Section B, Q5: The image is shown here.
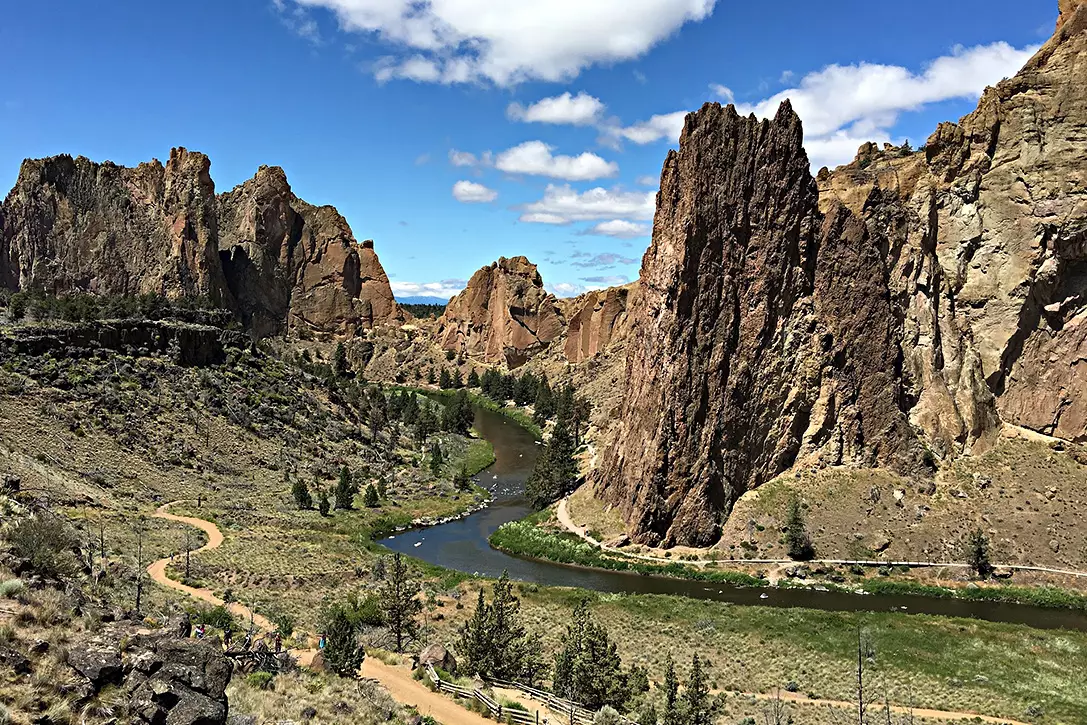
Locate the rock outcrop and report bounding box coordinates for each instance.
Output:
[0,150,402,338]
[0,149,231,304]
[598,1,1087,546]
[218,165,402,337]
[558,284,633,363]
[596,102,928,547]
[437,256,564,367]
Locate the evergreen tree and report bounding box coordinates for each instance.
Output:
[333,342,350,378]
[415,405,439,445]
[320,602,365,677]
[426,367,436,385]
[335,466,355,510]
[430,440,444,477]
[317,489,330,517]
[458,588,492,675]
[401,393,420,425]
[459,573,547,683]
[452,368,464,389]
[364,483,380,508]
[967,527,993,578]
[291,476,313,510]
[376,478,388,500]
[533,375,555,423]
[467,369,481,388]
[380,552,422,652]
[441,390,475,434]
[661,656,681,725]
[784,494,814,561]
[453,466,471,491]
[439,368,453,389]
[525,449,556,511]
[554,600,626,710]
[683,655,711,725]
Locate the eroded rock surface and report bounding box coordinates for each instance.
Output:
[1,150,402,338]
[559,285,633,363]
[437,256,564,367]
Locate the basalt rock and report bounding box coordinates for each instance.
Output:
[437,256,564,367]
[596,102,927,547]
[558,284,633,363]
[0,149,403,339]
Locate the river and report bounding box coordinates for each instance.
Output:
[383,404,1087,632]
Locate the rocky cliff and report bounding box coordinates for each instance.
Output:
[0,149,402,337]
[437,256,564,367]
[597,1,1087,546]
[558,284,633,364]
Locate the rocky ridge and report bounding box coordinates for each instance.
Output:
[596,1,1087,546]
[0,149,403,337]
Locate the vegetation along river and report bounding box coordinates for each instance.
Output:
[383,404,1087,632]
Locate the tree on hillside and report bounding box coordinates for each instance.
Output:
[335,466,356,511]
[553,600,627,710]
[429,440,444,477]
[452,368,464,389]
[415,405,440,445]
[453,466,471,491]
[291,475,313,510]
[426,367,436,385]
[533,375,555,424]
[439,368,453,389]
[784,494,814,561]
[467,369,481,388]
[526,418,580,510]
[380,551,422,652]
[966,527,993,578]
[333,342,351,378]
[684,655,711,725]
[320,601,365,677]
[661,655,680,725]
[317,489,330,517]
[364,483,380,508]
[458,572,547,683]
[442,389,474,434]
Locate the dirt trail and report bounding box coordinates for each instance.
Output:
[147,501,274,632]
[362,658,496,725]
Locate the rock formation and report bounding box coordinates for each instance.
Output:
[437,256,564,367]
[598,1,1087,546]
[558,284,633,363]
[218,164,402,337]
[596,103,927,547]
[0,149,231,304]
[0,149,403,337]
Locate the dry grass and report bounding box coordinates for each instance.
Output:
[228,669,404,725]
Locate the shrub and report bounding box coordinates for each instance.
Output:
[0,579,25,598]
[245,671,275,690]
[5,515,79,578]
[190,605,237,630]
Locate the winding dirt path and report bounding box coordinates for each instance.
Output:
[148,501,274,632]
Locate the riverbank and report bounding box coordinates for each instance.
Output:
[419,386,543,438]
[490,506,1087,613]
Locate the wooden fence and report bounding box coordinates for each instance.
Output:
[425,666,638,725]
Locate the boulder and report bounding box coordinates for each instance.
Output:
[66,635,123,687]
[418,644,457,675]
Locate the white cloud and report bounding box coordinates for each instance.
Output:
[548,281,588,298]
[495,141,618,181]
[288,0,717,85]
[452,180,498,203]
[519,185,655,224]
[585,220,651,239]
[635,175,658,187]
[709,83,734,103]
[392,280,465,299]
[507,92,605,126]
[609,41,1038,168]
[449,149,486,167]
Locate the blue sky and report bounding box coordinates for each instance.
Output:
[0,1,1056,299]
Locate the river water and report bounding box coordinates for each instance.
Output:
[383,405,1087,632]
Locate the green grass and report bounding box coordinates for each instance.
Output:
[860,578,1087,611]
[459,438,496,477]
[490,512,763,588]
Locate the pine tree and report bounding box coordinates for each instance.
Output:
[380,552,422,652]
[335,466,355,511]
[533,375,555,423]
[377,478,388,499]
[426,367,436,385]
[321,602,365,677]
[415,406,439,445]
[684,655,711,725]
[554,600,626,710]
[333,342,350,378]
[441,389,475,434]
[661,655,681,725]
[453,466,471,491]
[439,368,453,389]
[784,494,815,560]
[291,476,313,510]
[364,483,380,508]
[317,490,330,517]
[967,527,993,578]
[429,440,444,477]
[458,588,492,675]
[458,573,546,683]
[452,368,464,389]
[467,369,481,388]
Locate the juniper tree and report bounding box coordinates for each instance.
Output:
[967,527,993,578]
[467,369,480,388]
[364,483,380,508]
[321,602,365,677]
[784,494,815,561]
[661,655,680,725]
[291,476,313,510]
[684,655,712,725]
[333,342,350,378]
[452,368,464,389]
[317,490,330,517]
[439,368,453,389]
[334,466,355,510]
[429,440,444,477]
[380,551,422,652]
[458,573,547,683]
[554,600,626,710]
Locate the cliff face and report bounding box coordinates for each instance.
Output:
[218,165,401,337]
[437,256,564,367]
[596,103,927,547]
[0,149,402,338]
[820,2,1087,445]
[0,149,231,304]
[598,2,1087,546]
[559,285,633,364]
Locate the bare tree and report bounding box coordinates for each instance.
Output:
[855,628,877,724]
[134,516,148,614]
[761,688,787,725]
[184,527,195,581]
